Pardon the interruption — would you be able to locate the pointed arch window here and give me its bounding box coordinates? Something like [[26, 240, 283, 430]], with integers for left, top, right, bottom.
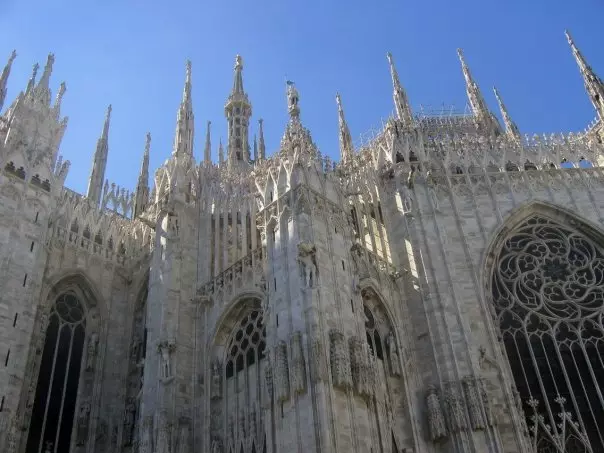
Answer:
[[215, 306, 267, 453], [492, 215, 604, 452], [364, 305, 383, 360], [25, 293, 87, 453]]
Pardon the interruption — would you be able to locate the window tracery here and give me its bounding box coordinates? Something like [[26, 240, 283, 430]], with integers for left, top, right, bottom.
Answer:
[[213, 306, 267, 453], [492, 215, 604, 453], [25, 293, 87, 453]]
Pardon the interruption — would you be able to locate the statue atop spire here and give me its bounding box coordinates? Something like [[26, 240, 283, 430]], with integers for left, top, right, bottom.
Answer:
[[493, 87, 521, 143], [87, 104, 112, 206], [134, 132, 151, 217], [204, 121, 212, 165], [336, 93, 354, 164], [565, 30, 604, 120], [457, 48, 500, 134], [232, 55, 245, 95], [386, 52, 413, 126], [286, 81, 300, 120], [172, 60, 195, 157], [0, 50, 17, 112], [258, 119, 266, 161], [225, 55, 252, 169]]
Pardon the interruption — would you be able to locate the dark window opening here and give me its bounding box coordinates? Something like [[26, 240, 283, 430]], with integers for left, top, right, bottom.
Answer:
[[23, 274, 27, 287], [5, 349, 9, 366], [25, 293, 86, 453], [30, 241, 34, 252], [13, 313, 18, 327]]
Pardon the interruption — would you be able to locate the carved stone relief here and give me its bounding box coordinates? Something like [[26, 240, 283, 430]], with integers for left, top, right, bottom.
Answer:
[[329, 329, 352, 390], [310, 334, 327, 383], [275, 341, 290, 402], [290, 331, 307, 395], [426, 385, 447, 442]]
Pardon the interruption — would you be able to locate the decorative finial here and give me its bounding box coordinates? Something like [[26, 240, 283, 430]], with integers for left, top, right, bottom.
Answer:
[[53, 82, 67, 110], [25, 63, 40, 94], [235, 55, 243, 70], [218, 138, 224, 166], [0, 50, 18, 111]]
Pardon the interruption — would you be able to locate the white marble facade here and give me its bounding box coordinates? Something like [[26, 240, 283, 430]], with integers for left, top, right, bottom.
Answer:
[[1, 31, 604, 453]]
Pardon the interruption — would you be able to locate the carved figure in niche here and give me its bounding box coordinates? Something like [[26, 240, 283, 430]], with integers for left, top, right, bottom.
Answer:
[[139, 415, 153, 453], [177, 418, 191, 453], [211, 436, 223, 453], [123, 399, 136, 446], [157, 340, 176, 383], [210, 358, 222, 399], [426, 386, 447, 442], [297, 242, 317, 288], [76, 402, 91, 445], [86, 332, 99, 371], [131, 333, 142, 364], [385, 331, 402, 377], [351, 243, 369, 280]]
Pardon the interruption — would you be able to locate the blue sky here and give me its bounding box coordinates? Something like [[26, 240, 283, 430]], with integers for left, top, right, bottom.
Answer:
[[1, 0, 603, 194]]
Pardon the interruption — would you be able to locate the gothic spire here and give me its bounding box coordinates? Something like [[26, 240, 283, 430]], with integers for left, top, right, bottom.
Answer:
[[493, 86, 521, 143], [204, 120, 212, 165], [336, 93, 354, 164], [286, 81, 300, 120], [457, 48, 500, 133], [33, 53, 55, 105], [565, 30, 604, 119], [253, 134, 258, 161], [218, 138, 224, 167], [134, 132, 151, 217], [87, 104, 112, 206], [386, 52, 413, 126], [258, 118, 266, 161], [225, 55, 252, 168], [0, 50, 16, 112], [173, 60, 195, 157]]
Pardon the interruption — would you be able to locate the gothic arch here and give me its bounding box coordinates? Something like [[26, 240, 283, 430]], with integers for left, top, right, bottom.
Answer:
[[483, 201, 604, 453], [359, 285, 407, 453], [208, 294, 267, 453], [22, 270, 105, 453]]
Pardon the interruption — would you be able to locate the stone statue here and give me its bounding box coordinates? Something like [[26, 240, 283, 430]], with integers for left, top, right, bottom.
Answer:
[[157, 340, 175, 382], [123, 400, 136, 446], [297, 242, 317, 288], [210, 359, 222, 399], [426, 386, 447, 442], [76, 402, 91, 445], [386, 331, 402, 377], [86, 333, 99, 371], [211, 437, 223, 453]]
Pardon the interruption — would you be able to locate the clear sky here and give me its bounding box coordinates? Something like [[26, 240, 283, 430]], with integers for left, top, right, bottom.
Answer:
[[1, 0, 603, 195]]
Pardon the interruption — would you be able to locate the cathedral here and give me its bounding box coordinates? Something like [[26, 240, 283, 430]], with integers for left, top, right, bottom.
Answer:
[[1, 29, 604, 453]]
